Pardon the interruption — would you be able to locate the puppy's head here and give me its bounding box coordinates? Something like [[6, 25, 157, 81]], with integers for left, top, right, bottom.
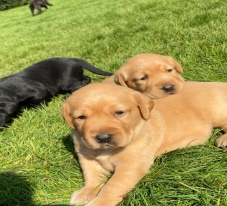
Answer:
[[114, 53, 185, 99], [62, 83, 154, 150]]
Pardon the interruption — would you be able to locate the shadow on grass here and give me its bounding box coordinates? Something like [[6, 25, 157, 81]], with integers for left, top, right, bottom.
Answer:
[[62, 135, 83, 176], [62, 135, 79, 163], [0, 171, 35, 206], [0, 172, 69, 206]]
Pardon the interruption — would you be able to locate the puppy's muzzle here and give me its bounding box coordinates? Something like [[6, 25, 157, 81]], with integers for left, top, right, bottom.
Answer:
[[162, 84, 175, 93], [95, 133, 113, 144]]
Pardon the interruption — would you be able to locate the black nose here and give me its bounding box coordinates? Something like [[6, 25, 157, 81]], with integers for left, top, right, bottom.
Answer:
[[95, 133, 113, 144], [162, 84, 175, 92]]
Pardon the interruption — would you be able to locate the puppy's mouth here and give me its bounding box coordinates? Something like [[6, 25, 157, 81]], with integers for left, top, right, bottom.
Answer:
[[93, 141, 119, 150], [98, 143, 118, 149]]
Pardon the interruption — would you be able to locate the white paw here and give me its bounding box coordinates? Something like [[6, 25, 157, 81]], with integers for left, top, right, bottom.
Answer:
[[215, 135, 227, 148], [69, 187, 99, 205], [70, 189, 89, 205]]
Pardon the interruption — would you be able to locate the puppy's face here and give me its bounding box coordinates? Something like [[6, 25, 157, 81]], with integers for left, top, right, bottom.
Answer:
[[62, 83, 154, 150], [114, 53, 185, 99]]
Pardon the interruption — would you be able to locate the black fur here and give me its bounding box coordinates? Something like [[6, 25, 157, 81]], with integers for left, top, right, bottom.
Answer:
[[29, 0, 53, 16], [0, 58, 112, 127]]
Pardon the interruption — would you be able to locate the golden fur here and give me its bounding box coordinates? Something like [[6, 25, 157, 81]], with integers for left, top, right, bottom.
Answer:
[[62, 82, 227, 206], [102, 53, 185, 99]]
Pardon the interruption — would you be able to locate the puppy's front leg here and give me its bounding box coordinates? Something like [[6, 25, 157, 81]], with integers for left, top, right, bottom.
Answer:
[[86, 163, 150, 206], [70, 156, 109, 205]]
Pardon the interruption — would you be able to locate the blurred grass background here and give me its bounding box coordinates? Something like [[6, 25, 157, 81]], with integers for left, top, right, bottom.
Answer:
[[0, 0, 227, 205]]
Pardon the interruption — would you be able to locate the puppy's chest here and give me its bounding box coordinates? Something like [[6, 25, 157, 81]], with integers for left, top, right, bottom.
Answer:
[[95, 153, 115, 172]]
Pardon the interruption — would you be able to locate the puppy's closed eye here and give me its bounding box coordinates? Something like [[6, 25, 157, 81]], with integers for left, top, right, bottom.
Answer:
[[76, 115, 86, 120], [140, 75, 148, 80], [167, 68, 173, 72], [114, 110, 125, 116]]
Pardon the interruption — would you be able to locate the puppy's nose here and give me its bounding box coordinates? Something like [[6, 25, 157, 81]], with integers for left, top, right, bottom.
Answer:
[[95, 133, 113, 144], [162, 84, 175, 92]]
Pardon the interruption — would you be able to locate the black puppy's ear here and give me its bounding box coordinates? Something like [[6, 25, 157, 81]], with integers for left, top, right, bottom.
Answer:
[[62, 103, 75, 129], [0, 101, 18, 115], [133, 92, 154, 120], [0, 101, 18, 127]]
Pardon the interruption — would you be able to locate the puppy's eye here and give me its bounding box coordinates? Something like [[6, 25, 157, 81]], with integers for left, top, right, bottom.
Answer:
[[115, 111, 125, 116], [140, 75, 148, 80], [76, 115, 86, 120], [167, 68, 173, 72]]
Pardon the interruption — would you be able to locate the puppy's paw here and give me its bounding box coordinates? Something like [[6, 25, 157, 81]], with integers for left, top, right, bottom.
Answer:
[[70, 187, 99, 205], [215, 135, 227, 148]]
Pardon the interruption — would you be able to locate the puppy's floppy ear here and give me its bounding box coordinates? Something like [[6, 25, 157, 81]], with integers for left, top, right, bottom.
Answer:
[[114, 69, 128, 87], [170, 57, 183, 74], [62, 103, 75, 129], [133, 92, 154, 120]]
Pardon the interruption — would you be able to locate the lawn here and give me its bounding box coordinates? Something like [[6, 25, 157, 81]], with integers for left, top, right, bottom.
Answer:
[[0, 0, 227, 205]]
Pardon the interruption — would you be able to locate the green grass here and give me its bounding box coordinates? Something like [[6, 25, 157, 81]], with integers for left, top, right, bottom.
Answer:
[[0, 0, 227, 205]]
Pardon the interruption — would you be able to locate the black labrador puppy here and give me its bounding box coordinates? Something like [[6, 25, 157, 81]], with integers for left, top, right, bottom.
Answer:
[[29, 0, 53, 16], [0, 58, 112, 127]]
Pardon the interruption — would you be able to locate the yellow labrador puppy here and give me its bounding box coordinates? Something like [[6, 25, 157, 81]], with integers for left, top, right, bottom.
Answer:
[[62, 83, 227, 206], [102, 53, 185, 99]]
